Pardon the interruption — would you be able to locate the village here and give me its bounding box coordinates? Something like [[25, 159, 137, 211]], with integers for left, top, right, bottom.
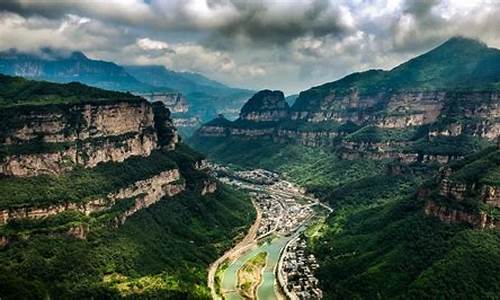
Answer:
[[280, 237, 323, 299], [207, 162, 327, 299]]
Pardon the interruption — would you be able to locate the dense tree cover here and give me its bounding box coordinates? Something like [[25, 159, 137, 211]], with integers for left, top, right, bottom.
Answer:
[[311, 194, 500, 299], [0, 185, 255, 299], [0, 149, 178, 209], [0, 74, 141, 107], [293, 37, 500, 111], [190, 135, 500, 298]]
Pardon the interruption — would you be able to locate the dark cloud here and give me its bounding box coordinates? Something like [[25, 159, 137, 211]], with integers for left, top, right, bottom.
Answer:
[[1, 0, 500, 94], [209, 0, 350, 48]]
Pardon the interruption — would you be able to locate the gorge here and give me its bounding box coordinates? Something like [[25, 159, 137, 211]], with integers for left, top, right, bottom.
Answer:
[[190, 36, 500, 299]]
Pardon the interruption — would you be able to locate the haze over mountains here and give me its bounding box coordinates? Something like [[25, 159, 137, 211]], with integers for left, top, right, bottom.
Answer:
[[0, 48, 254, 132]]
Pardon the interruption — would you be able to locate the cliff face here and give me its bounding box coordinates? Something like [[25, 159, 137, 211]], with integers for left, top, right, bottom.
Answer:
[[195, 89, 500, 163], [423, 151, 500, 229], [0, 100, 169, 177], [194, 38, 500, 163], [240, 90, 289, 122], [137, 92, 189, 113], [0, 169, 183, 225]]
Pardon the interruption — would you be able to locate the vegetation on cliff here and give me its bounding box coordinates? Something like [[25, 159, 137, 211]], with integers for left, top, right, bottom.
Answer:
[[0, 183, 255, 298], [293, 37, 500, 111], [0, 74, 140, 107]]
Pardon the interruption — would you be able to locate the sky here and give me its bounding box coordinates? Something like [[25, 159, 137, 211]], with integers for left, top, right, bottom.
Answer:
[[1, 0, 500, 94]]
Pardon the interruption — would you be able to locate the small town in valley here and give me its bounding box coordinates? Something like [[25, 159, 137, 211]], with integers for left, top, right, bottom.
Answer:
[[207, 161, 332, 300]]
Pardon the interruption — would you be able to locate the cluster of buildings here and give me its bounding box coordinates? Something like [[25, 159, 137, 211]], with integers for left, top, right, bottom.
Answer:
[[207, 161, 326, 299], [233, 169, 280, 184], [252, 192, 283, 238], [281, 237, 323, 299]]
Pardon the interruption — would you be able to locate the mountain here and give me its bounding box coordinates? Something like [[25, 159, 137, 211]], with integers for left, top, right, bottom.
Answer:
[[0, 48, 157, 92], [124, 65, 229, 95], [189, 36, 500, 298], [0, 48, 255, 136], [193, 37, 500, 161], [0, 74, 255, 298], [125, 65, 255, 121]]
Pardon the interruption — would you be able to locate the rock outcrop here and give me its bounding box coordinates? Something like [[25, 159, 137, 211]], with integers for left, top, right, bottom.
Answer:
[[0, 169, 183, 225], [240, 90, 289, 122], [137, 92, 189, 113], [424, 163, 500, 229], [424, 200, 498, 229], [0, 100, 155, 174], [0, 99, 180, 176]]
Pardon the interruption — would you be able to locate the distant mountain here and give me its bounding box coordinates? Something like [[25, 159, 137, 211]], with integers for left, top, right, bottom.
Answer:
[[0, 48, 157, 92], [124, 65, 228, 95], [125, 65, 255, 121], [294, 36, 500, 111], [0, 48, 255, 136]]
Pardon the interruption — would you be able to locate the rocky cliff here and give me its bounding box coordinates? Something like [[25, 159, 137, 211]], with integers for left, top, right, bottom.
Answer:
[[240, 90, 289, 122], [0, 99, 165, 177], [137, 92, 189, 113], [422, 148, 500, 228], [194, 38, 500, 162], [0, 74, 224, 247]]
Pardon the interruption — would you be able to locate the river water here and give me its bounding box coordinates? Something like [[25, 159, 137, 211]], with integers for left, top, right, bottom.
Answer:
[[221, 236, 292, 300]]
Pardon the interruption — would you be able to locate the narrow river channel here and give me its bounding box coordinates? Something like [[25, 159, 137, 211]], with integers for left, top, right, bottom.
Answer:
[[221, 224, 309, 300], [221, 236, 291, 300]]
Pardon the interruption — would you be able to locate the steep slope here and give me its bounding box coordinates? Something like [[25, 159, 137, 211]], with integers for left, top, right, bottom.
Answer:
[[189, 36, 500, 299], [192, 37, 500, 162], [0, 49, 155, 92], [0, 75, 255, 298]]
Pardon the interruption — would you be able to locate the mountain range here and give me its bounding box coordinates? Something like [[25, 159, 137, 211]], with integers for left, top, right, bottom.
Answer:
[[190, 36, 500, 298], [0, 47, 254, 128]]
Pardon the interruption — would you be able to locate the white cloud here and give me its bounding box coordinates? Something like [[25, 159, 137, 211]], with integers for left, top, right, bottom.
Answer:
[[1, 0, 500, 93]]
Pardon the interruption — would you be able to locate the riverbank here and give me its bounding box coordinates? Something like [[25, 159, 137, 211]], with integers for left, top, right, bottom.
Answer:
[[208, 199, 262, 299], [237, 252, 268, 299]]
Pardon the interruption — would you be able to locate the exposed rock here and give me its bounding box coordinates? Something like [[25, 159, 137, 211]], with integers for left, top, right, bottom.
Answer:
[[0, 100, 167, 177], [138, 92, 189, 113], [201, 180, 217, 195], [0, 131, 157, 177], [194, 159, 209, 171], [275, 129, 338, 146], [68, 223, 88, 240], [0, 169, 183, 224], [425, 200, 498, 229], [240, 90, 289, 122]]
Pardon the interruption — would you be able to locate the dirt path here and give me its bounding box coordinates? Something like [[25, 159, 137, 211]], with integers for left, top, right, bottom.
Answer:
[[208, 200, 262, 299]]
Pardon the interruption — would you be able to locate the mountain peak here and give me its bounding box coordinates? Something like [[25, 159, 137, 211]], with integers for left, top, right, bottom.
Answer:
[[430, 36, 488, 55], [440, 36, 486, 48]]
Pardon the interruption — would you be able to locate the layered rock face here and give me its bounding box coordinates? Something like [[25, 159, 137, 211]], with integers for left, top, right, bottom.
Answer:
[[0, 169, 184, 225], [424, 164, 500, 229], [196, 89, 500, 163], [0, 100, 167, 176], [137, 92, 189, 113], [240, 90, 289, 122]]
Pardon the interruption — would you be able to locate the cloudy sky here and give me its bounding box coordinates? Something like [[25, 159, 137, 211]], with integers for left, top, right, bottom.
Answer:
[[1, 0, 500, 94]]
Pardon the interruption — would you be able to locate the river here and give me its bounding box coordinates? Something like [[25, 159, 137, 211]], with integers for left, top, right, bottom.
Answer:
[[221, 236, 291, 300]]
